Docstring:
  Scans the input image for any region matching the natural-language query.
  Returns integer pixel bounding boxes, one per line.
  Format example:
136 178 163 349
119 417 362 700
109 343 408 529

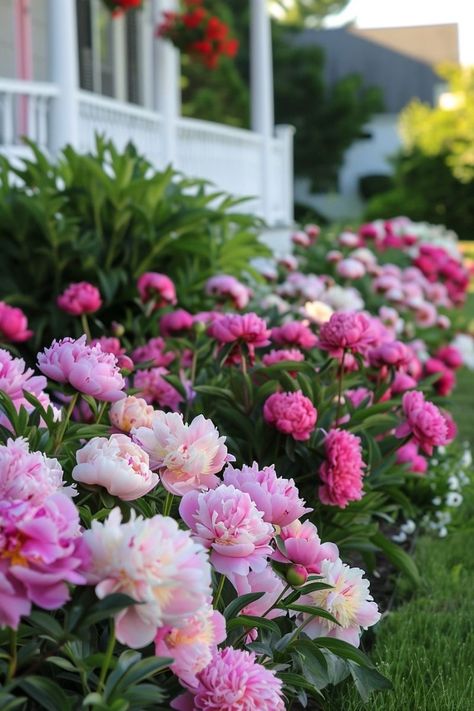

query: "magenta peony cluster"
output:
72 434 158 500
83 508 212 648
179 484 274 586
133 366 183 410
160 309 194 337
207 313 271 351
223 461 311 527
272 519 339 575
0 349 56 427
133 411 230 495
137 272 177 309
0 301 32 342
132 336 175 367
171 647 285 711
262 348 304 367
109 395 154 433
368 340 412 369
57 282 102 316
396 441 428 474
205 274 251 310
37 335 125 402
318 311 376 357
263 390 317 441
319 429 366 508
271 320 317 349
424 357 456 396
396 390 449 455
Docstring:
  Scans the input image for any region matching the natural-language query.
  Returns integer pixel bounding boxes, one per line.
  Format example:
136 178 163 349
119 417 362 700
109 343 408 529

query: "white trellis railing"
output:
0 79 58 157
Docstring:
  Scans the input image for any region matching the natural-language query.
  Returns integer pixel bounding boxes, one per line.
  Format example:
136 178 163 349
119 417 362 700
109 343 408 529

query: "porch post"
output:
250 0 274 224
48 0 80 153
153 0 180 167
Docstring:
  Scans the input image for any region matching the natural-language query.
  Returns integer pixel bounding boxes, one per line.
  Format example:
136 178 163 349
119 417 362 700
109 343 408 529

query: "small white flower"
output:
448 476 460 491
392 531 407 543
462 449 473 467
432 497 442 506
446 492 463 507
401 519 416 535
438 527 448 538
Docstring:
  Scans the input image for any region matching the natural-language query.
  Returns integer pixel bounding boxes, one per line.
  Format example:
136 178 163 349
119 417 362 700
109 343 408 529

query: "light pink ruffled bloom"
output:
272 519 339 575
137 272 177 308
263 390 317 441
0 302 32 342
208 313 271 349
132 336 175 367
133 367 183 411
262 348 304 367
319 429 366 508
133 411 230 496
337 258 366 280
206 275 251 310
391 372 418 395
299 558 380 647
234 567 286 622
345 387 373 409
90 336 124 356
368 340 412 369
171 647 284 711
318 312 377 358
292 230 311 247
0 494 88 629
179 484 274 586
155 603 226 688
83 508 211 648
396 442 427 474
109 395 154 433
160 309 194 337
37 335 125 402
395 390 449 455
0 437 71 506
72 434 158 501
271 321 317 349
0 349 54 428
57 282 102 315
223 462 311 527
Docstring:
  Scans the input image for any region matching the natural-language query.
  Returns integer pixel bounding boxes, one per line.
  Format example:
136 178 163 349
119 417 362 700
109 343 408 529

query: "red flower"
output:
221 38 239 57
191 40 213 56
183 8 206 28
206 17 228 41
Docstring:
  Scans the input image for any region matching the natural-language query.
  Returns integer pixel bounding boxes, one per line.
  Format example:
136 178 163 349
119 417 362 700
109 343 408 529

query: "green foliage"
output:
272 0 350 26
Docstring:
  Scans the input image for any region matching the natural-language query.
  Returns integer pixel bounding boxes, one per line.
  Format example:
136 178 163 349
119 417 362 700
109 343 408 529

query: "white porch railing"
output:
0 78 58 158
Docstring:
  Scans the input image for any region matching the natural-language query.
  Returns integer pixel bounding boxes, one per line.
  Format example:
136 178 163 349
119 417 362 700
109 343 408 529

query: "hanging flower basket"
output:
102 0 144 17
156 0 239 70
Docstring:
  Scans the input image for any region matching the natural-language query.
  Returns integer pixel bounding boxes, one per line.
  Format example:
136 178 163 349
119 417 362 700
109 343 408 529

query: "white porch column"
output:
48 0 79 153
250 0 274 224
153 0 180 166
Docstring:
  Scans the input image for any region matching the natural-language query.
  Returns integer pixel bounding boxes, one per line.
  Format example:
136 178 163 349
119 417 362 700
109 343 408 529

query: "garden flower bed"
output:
0 144 473 709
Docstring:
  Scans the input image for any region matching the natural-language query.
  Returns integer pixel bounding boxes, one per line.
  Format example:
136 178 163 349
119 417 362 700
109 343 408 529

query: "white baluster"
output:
2 94 14 145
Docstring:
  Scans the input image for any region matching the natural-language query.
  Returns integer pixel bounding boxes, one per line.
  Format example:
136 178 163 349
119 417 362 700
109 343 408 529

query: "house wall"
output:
31 0 48 80
0 0 15 77
0 0 48 80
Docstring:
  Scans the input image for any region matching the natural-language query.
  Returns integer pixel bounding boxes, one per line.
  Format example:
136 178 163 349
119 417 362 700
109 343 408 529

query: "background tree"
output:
271 0 350 26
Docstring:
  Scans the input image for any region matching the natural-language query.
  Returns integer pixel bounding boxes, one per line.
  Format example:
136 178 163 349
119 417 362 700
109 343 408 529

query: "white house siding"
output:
0 0 15 78
31 0 48 80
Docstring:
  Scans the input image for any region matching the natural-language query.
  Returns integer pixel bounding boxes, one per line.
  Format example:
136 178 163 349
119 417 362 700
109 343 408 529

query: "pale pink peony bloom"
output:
299 558 380 647
72 434 158 501
109 395 154 433
90 336 124 356
0 494 89 629
133 367 183 411
171 647 285 711
205 275 251 310
396 442 427 474
391 372 418 395
396 390 449 455
83 508 211 648
292 230 311 247
278 254 299 271
179 484 274 586
208 313 271 349
234 567 286 622
160 309 194 337
0 302 32 342
0 349 52 427
272 519 339 575
154 603 226 687
318 312 377 358
271 321 317 349
0 437 71 506
137 272 177 308
132 336 175 367
368 340 412 369
345 387 373 409
223 462 311 527
413 301 438 328
319 429 366 508
133 411 230 496
263 390 317 441
305 223 320 240
327 249 343 263
337 258 366 280
339 231 360 248
57 282 102 315
262 348 305 367
303 300 334 325
37 335 125 402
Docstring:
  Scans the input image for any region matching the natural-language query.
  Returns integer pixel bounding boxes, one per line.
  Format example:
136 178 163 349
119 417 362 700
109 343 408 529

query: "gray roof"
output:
293 28 440 112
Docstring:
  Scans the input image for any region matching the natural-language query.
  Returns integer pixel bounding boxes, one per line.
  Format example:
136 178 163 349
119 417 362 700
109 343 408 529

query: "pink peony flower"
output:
83 508 211 648
262 348 305 367
37 335 125 402
318 312 377 358
369 340 412 369
132 336 175 367
396 442 427 474
160 309 194 337
345 387 373 409
171 647 284 711
278 254 298 271
179 484 274 586
133 411 230 496
234 567 286 622
208 313 271 349
271 321 317 349
318 429 366 508
0 437 71 506
299 558 380 647
337 258 366 280
392 372 418 395
137 272 176 308
305 223 320 240
57 282 102 315
90 336 124 356
72 434 158 500
0 494 88 629
436 345 463 370
395 390 449 455
413 301 437 328
0 302 32 342
205 275 251 310
223 462 311 527
133 367 183 411
292 230 311 247
424 358 456 396
155 603 226 687
272 519 339 576
263 391 317 441
0 349 52 426
339 231 360 248
327 249 343 263
109 395 154 433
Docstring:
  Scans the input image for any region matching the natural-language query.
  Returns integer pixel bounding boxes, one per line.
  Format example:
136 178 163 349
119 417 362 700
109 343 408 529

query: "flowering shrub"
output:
0 205 472 707
102 0 143 16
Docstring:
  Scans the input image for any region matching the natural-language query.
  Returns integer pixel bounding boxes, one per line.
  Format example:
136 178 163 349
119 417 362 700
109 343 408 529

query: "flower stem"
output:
54 392 78 454
336 349 346 423
6 629 17 683
240 349 250 412
213 573 226 610
81 313 92 343
96 401 107 425
98 622 115 692
162 491 174 517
